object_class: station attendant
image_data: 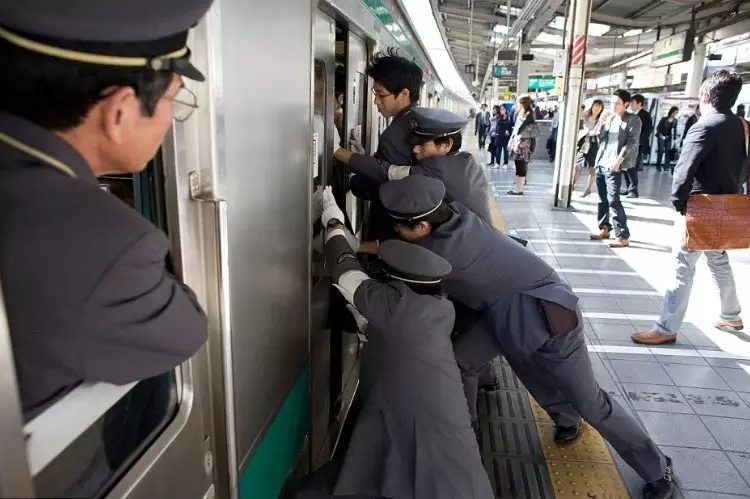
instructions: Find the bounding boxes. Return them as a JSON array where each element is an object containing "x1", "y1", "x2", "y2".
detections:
[
  {"x1": 0, "y1": 0, "x2": 211, "y2": 419},
  {"x1": 336, "y1": 107, "x2": 492, "y2": 224},
  {"x1": 298, "y1": 189, "x2": 493, "y2": 499},
  {"x1": 378, "y1": 176, "x2": 675, "y2": 499}
]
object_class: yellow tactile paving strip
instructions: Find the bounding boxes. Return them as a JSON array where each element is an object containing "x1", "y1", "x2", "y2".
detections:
[{"x1": 489, "y1": 195, "x2": 630, "y2": 499}]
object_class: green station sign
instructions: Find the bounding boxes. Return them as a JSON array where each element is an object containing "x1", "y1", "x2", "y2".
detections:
[{"x1": 528, "y1": 76, "x2": 556, "y2": 91}]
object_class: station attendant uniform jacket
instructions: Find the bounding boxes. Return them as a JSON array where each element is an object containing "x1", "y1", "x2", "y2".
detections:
[
  {"x1": 410, "y1": 200, "x2": 668, "y2": 484},
  {"x1": 0, "y1": 112, "x2": 208, "y2": 421},
  {"x1": 321, "y1": 234, "x2": 493, "y2": 499},
  {"x1": 348, "y1": 152, "x2": 492, "y2": 225}
]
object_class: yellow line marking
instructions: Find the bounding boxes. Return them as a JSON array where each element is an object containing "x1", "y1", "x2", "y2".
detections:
[{"x1": 488, "y1": 190, "x2": 630, "y2": 498}]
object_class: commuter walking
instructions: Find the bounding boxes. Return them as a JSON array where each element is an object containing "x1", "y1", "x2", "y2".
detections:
[
  {"x1": 590, "y1": 89, "x2": 641, "y2": 248},
  {"x1": 633, "y1": 70, "x2": 746, "y2": 345},
  {"x1": 475, "y1": 104, "x2": 491, "y2": 149},
  {"x1": 656, "y1": 106, "x2": 678, "y2": 173},
  {"x1": 623, "y1": 94, "x2": 652, "y2": 197},
  {"x1": 575, "y1": 100, "x2": 604, "y2": 197}
]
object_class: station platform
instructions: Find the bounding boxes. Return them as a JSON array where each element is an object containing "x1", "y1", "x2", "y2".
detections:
[{"x1": 467, "y1": 140, "x2": 750, "y2": 498}]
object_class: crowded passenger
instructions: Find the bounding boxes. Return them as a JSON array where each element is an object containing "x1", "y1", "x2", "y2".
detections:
[
  {"x1": 298, "y1": 188, "x2": 494, "y2": 499},
  {"x1": 346, "y1": 48, "x2": 423, "y2": 240},
  {"x1": 335, "y1": 107, "x2": 492, "y2": 225},
  {"x1": 589, "y1": 89, "x2": 640, "y2": 248},
  {"x1": 656, "y1": 106, "x2": 679, "y2": 173},
  {"x1": 507, "y1": 94, "x2": 539, "y2": 195},
  {"x1": 378, "y1": 175, "x2": 676, "y2": 499},
  {"x1": 632, "y1": 69, "x2": 746, "y2": 345}
]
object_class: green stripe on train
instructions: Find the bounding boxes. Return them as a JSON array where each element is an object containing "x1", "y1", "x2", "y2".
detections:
[{"x1": 239, "y1": 366, "x2": 309, "y2": 499}]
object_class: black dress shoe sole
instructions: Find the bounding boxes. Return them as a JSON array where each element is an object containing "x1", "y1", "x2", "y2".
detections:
[{"x1": 554, "y1": 422, "x2": 582, "y2": 445}]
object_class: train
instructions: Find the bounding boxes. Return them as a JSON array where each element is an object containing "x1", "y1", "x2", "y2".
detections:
[{"x1": 0, "y1": 0, "x2": 473, "y2": 498}]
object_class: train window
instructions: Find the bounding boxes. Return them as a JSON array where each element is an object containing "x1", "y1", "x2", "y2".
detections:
[{"x1": 25, "y1": 151, "x2": 179, "y2": 498}]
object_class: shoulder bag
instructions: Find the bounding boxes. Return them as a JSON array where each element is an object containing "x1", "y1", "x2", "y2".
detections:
[{"x1": 684, "y1": 119, "x2": 750, "y2": 250}]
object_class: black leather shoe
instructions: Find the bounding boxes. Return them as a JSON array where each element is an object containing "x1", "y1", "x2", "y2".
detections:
[
  {"x1": 554, "y1": 420, "x2": 582, "y2": 444},
  {"x1": 642, "y1": 456, "x2": 674, "y2": 499}
]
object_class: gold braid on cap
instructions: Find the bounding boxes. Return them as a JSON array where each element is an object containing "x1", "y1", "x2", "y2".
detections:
[{"x1": 0, "y1": 25, "x2": 187, "y2": 68}]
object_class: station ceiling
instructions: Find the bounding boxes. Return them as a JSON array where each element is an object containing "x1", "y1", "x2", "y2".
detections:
[{"x1": 432, "y1": 0, "x2": 750, "y2": 95}]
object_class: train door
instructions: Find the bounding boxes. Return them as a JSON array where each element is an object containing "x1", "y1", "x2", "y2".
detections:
[
  {"x1": 344, "y1": 32, "x2": 369, "y2": 238},
  {"x1": 310, "y1": 9, "x2": 336, "y2": 470}
]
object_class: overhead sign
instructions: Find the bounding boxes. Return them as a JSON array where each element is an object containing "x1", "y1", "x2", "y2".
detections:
[
  {"x1": 496, "y1": 50, "x2": 516, "y2": 61},
  {"x1": 529, "y1": 76, "x2": 556, "y2": 91},
  {"x1": 651, "y1": 30, "x2": 695, "y2": 68},
  {"x1": 494, "y1": 64, "x2": 517, "y2": 78},
  {"x1": 464, "y1": 64, "x2": 476, "y2": 75}
]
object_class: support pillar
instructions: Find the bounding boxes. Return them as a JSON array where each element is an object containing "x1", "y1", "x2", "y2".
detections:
[
  {"x1": 552, "y1": 0, "x2": 593, "y2": 208},
  {"x1": 492, "y1": 75, "x2": 499, "y2": 107},
  {"x1": 516, "y1": 39, "x2": 530, "y2": 94},
  {"x1": 685, "y1": 43, "x2": 707, "y2": 98}
]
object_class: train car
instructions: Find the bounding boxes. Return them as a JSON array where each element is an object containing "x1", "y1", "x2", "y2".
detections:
[{"x1": 0, "y1": 0, "x2": 472, "y2": 498}]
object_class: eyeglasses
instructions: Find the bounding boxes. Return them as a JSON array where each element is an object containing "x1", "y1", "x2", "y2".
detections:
[
  {"x1": 372, "y1": 88, "x2": 393, "y2": 99},
  {"x1": 168, "y1": 85, "x2": 198, "y2": 122},
  {"x1": 98, "y1": 82, "x2": 198, "y2": 122}
]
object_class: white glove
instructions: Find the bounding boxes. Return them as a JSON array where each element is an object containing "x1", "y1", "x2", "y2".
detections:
[
  {"x1": 313, "y1": 226, "x2": 360, "y2": 253},
  {"x1": 349, "y1": 130, "x2": 365, "y2": 154},
  {"x1": 346, "y1": 304, "x2": 369, "y2": 335},
  {"x1": 320, "y1": 186, "x2": 345, "y2": 228},
  {"x1": 311, "y1": 186, "x2": 325, "y2": 222}
]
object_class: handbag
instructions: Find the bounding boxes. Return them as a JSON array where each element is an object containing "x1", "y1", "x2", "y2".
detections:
[
  {"x1": 684, "y1": 119, "x2": 750, "y2": 250},
  {"x1": 669, "y1": 147, "x2": 679, "y2": 162}
]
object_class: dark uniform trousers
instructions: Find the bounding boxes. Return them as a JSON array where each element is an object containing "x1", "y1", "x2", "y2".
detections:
[{"x1": 454, "y1": 295, "x2": 667, "y2": 483}]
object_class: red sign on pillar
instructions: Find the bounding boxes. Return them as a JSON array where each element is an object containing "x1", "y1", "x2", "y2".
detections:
[{"x1": 571, "y1": 35, "x2": 586, "y2": 66}]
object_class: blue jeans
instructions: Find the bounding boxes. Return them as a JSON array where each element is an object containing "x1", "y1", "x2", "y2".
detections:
[
  {"x1": 654, "y1": 219, "x2": 742, "y2": 334},
  {"x1": 595, "y1": 167, "x2": 630, "y2": 239}
]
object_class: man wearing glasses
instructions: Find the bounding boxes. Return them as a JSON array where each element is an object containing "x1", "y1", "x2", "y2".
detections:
[
  {"x1": 0, "y1": 0, "x2": 210, "y2": 427},
  {"x1": 347, "y1": 48, "x2": 423, "y2": 240}
]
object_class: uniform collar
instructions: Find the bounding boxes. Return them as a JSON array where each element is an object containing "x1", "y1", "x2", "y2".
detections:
[
  {"x1": 0, "y1": 111, "x2": 96, "y2": 183},
  {"x1": 395, "y1": 103, "x2": 415, "y2": 119}
]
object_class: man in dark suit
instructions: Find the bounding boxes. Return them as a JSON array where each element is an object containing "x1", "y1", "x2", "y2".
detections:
[
  {"x1": 633, "y1": 69, "x2": 746, "y2": 346},
  {"x1": 474, "y1": 104, "x2": 491, "y2": 149},
  {"x1": 622, "y1": 94, "x2": 653, "y2": 198},
  {"x1": 347, "y1": 48, "x2": 423, "y2": 240}
]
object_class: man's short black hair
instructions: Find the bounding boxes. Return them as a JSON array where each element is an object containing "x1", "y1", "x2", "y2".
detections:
[
  {"x1": 434, "y1": 132, "x2": 462, "y2": 152},
  {"x1": 699, "y1": 70, "x2": 742, "y2": 112},
  {"x1": 632, "y1": 94, "x2": 645, "y2": 106},
  {"x1": 0, "y1": 38, "x2": 173, "y2": 131},
  {"x1": 367, "y1": 48, "x2": 423, "y2": 104},
  {"x1": 613, "y1": 89, "x2": 632, "y2": 104}
]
